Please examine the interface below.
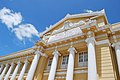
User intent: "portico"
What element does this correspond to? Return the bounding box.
[0,10,120,80]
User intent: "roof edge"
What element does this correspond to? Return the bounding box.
[40,9,106,37]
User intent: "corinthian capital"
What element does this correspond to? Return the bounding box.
[87,31,95,38]
[68,46,77,53]
[34,50,42,55]
[52,50,61,56]
[85,37,96,45]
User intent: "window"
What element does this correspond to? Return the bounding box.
[61,55,69,68]
[47,58,53,69]
[98,22,105,28]
[78,52,88,67]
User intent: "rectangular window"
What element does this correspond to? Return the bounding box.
[61,55,69,68]
[78,52,88,67]
[47,58,53,69]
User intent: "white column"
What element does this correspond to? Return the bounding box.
[10,61,21,80]
[4,63,15,80]
[0,64,4,74]
[86,37,97,80]
[66,47,77,80]
[18,59,29,80]
[48,50,60,80]
[112,42,120,75]
[26,50,41,80]
[0,64,9,80]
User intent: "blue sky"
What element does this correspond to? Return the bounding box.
[0,0,120,56]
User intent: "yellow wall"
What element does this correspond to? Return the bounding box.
[33,56,47,80]
[96,43,117,80]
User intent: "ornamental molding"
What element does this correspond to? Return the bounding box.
[112,42,120,48]
[46,35,111,51]
[85,37,96,45]
[0,53,34,63]
[52,50,61,56]
[111,35,120,43]
[51,20,85,35]
[46,39,84,51]
[68,46,77,53]
[95,34,107,39]
[111,25,120,32]
[43,69,87,75]
[47,32,84,45]
[96,39,110,45]
[0,47,47,61]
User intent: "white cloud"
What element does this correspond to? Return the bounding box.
[13,24,39,41]
[0,7,22,29]
[84,9,93,13]
[0,7,39,43]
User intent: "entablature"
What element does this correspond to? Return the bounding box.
[0,48,35,62]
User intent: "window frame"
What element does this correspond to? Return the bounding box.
[78,51,88,67]
[47,57,53,69]
[61,55,69,69]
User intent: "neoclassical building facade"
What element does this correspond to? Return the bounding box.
[0,10,120,80]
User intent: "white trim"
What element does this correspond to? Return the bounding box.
[46,39,84,51]
[112,22,120,26]
[0,48,34,61]
[60,55,69,69]
[110,22,120,32]
[96,39,110,45]
[47,57,53,70]
[47,31,83,45]
[55,76,66,79]
[95,34,107,38]
[112,42,120,47]
[112,26,120,32]
[43,70,87,75]
[78,52,88,67]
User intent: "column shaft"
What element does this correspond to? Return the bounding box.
[66,47,76,80]
[0,64,4,74]
[115,45,120,74]
[86,37,97,80]
[10,62,21,80]
[0,64,9,80]
[26,51,41,80]
[18,60,28,80]
[48,51,59,80]
[4,63,14,80]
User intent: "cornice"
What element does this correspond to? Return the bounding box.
[0,48,34,61]
[45,34,111,52]
[96,39,110,45]
[112,42,120,47]
[46,32,84,45]
[46,39,85,51]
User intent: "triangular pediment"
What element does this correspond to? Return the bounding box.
[41,10,106,36]
[40,9,108,44]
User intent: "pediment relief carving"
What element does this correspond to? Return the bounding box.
[52,20,85,35]
[41,19,96,44]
